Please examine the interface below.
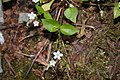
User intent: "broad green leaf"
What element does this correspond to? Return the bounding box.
[64,7,78,23]
[44,11,52,19]
[42,19,60,32]
[42,0,54,11]
[35,4,44,14]
[60,24,79,35]
[114,2,120,19]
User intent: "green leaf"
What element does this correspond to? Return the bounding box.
[114,2,120,19]
[60,24,79,35]
[35,4,44,14]
[44,11,52,19]
[42,19,60,32]
[42,0,54,11]
[64,7,78,23]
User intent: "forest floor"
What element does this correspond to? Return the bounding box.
[0,0,120,80]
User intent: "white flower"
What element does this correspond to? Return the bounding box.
[53,50,63,60]
[28,12,36,20]
[49,60,56,67]
[0,32,5,45]
[32,0,39,3]
[33,20,39,27]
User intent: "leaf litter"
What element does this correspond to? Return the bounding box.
[0,0,120,80]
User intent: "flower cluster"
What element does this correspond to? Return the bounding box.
[49,50,63,67]
[27,0,39,27]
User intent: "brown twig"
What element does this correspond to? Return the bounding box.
[4,54,16,75]
[40,42,52,78]
[19,34,35,42]
[79,2,114,7]
[24,39,48,79]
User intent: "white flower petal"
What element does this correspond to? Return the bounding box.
[32,0,39,3]
[60,53,63,57]
[57,57,61,60]
[53,52,57,55]
[49,60,56,67]
[28,12,36,20]
[53,50,63,60]
[56,50,60,54]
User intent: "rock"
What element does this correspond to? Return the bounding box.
[0,0,4,24]
[0,56,3,73]
[18,13,29,23]
[0,31,5,45]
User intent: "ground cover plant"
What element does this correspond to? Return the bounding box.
[0,0,120,80]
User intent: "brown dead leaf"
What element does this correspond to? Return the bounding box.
[69,53,80,75]
[32,69,42,77]
[4,53,11,62]
[36,54,48,66]
[36,39,46,51]
[4,53,16,74]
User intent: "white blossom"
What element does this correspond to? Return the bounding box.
[28,12,36,20]
[0,32,5,45]
[32,0,39,3]
[53,50,63,60]
[49,60,56,67]
[33,20,39,27]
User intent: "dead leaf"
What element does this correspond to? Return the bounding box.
[32,69,42,77]
[36,39,46,51]
[42,0,54,11]
[36,54,48,66]
[77,19,86,38]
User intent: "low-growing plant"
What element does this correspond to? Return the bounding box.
[30,0,79,36]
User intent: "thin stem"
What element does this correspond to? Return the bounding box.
[65,0,70,5]
[98,4,102,11]
[58,31,61,50]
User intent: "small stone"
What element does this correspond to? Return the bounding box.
[0,0,4,24]
[18,13,29,23]
[0,57,3,73]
